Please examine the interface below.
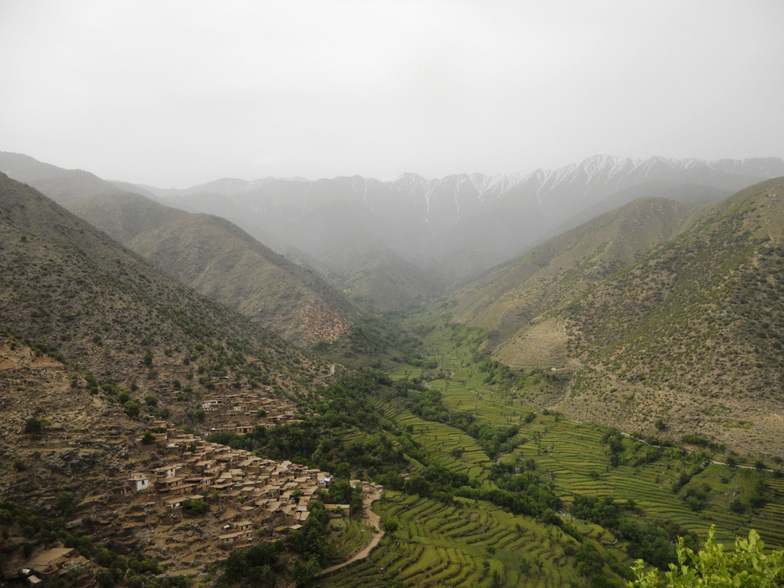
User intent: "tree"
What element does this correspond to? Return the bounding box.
[123,400,140,418]
[58,491,76,516]
[24,417,45,434]
[181,499,209,515]
[630,526,784,587]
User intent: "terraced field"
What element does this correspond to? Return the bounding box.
[329,517,375,562]
[378,395,491,481]
[321,491,619,587]
[318,321,784,586]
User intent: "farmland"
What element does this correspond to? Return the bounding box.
[319,319,784,586]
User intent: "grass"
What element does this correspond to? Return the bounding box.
[322,491,603,587]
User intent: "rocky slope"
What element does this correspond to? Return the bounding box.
[0,154,360,343]
[0,173,325,410]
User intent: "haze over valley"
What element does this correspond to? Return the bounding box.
[3,2,784,586]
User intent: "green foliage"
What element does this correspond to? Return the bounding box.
[207,370,410,480]
[288,501,332,566]
[397,384,521,458]
[181,499,209,515]
[123,400,141,418]
[630,526,784,587]
[571,494,695,570]
[219,541,283,587]
[57,491,76,516]
[681,434,725,453]
[24,416,44,434]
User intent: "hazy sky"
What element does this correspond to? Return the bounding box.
[2,1,783,187]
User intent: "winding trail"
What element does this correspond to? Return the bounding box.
[316,485,385,578]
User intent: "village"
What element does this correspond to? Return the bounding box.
[5,377,383,586]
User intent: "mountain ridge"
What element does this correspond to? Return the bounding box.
[4,151,783,311]
[445,177,784,455]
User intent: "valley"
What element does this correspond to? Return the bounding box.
[2,156,784,587]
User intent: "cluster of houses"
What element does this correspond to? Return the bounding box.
[199,392,301,436]
[15,423,386,586]
[125,425,355,546]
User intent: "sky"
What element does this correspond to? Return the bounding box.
[1,0,783,188]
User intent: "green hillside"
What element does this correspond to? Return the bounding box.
[444,178,784,457]
[561,178,784,456]
[449,197,697,369]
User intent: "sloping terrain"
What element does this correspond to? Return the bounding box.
[0,153,360,343]
[0,151,130,204]
[446,178,784,455]
[558,177,784,454]
[449,197,698,368]
[124,212,357,343]
[0,173,322,406]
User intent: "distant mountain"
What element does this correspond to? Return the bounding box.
[145,155,784,306]
[0,153,360,343]
[5,151,784,311]
[0,151,128,203]
[447,178,784,455]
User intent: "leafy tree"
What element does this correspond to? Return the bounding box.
[57,491,76,516]
[630,526,784,587]
[123,400,140,418]
[95,569,115,588]
[24,417,44,434]
[181,499,209,515]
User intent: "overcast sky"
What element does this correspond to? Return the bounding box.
[1,1,783,187]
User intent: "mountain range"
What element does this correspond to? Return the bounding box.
[4,151,783,312]
[138,155,784,309]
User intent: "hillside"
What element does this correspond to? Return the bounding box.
[0,151,130,204]
[449,197,698,369]
[124,212,357,343]
[446,178,784,456]
[0,173,323,408]
[0,153,360,343]
[559,177,784,455]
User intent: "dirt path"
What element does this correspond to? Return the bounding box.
[316,485,385,578]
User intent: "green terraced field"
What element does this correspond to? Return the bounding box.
[407,322,784,549]
[381,395,492,481]
[321,491,621,587]
[319,321,784,586]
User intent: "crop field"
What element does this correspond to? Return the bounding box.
[318,320,784,586]
[379,394,491,481]
[329,516,375,561]
[399,321,784,548]
[321,491,621,587]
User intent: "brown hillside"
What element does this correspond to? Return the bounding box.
[0,173,325,413]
